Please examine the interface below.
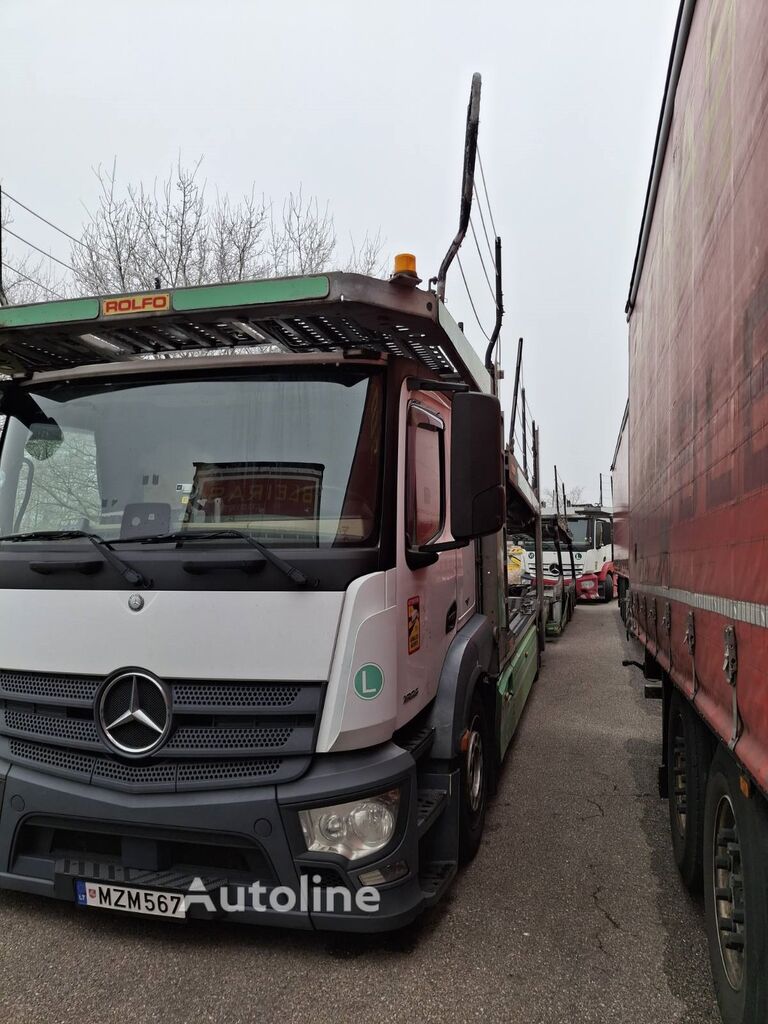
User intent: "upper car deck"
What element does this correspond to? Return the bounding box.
[0,273,491,392]
[0,271,540,521]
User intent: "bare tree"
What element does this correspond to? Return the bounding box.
[543,484,585,511]
[70,159,385,294]
[345,229,386,276]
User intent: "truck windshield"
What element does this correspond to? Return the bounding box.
[566,517,592,548]
[0,368,383,548]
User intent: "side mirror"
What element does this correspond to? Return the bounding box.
[450,391,504,540]
[25,421,64,462]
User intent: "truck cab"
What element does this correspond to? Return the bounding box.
[0,271,542,930]
[564,505,614,600]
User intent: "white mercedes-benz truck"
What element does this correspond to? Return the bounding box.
[0,77,545,932]
[0,262,544,931]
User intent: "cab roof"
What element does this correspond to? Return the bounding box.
[0,272,491,392]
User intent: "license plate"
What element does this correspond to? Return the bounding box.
[75,879,186,919]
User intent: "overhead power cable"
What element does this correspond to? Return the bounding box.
[468,217,496,302]
[472,182,497,270]
[477,147,499,238]
[1,189,112,265]
[3,228,76,273]
[0,260,64,298]
[456,254,490,342]
[2,190,93,253]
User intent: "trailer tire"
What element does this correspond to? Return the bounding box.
[458,688,489,864]
[602,573,614,602]
[703,747,768,1024]
[667,689,709,892]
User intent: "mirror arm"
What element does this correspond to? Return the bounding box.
[405,538,470,571]
[419,539,470,554]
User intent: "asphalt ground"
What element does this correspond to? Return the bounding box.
[0,602,721,1024]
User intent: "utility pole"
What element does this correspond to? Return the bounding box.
[0,185,8,306]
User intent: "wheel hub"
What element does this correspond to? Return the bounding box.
[465,717,484,814]
[712,794,746,990]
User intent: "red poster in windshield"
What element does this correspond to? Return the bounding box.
[189,462,323,521]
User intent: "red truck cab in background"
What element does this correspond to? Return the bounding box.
[610,402,629,615]
[563,504,615,602]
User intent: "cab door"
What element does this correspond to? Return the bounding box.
[395,387,458,727]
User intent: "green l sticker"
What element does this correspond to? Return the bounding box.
[354,664,384,700]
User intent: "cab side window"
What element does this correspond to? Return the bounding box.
[406,404,445,548]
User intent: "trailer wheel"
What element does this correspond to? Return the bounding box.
[602,573,614,602]
[703,747,768,1024]
[667,689,709,891]
[458,688,489,864]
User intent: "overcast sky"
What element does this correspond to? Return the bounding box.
[1,1,678,502]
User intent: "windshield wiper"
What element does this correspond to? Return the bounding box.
[0,530,152,588]
[128,529,317,588]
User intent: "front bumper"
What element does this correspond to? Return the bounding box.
[576,574,603,600]
[0,742,430,932]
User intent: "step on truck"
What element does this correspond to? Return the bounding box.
[621,3,768,1020]
[0,76,545,932]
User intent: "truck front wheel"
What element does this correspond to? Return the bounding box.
[703,747,768,1024]
[602,573,614,602]
[458,689,489,864]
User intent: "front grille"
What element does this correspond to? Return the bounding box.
[0,669,323,793]
[529,562,584,577]
[0,669,98,706]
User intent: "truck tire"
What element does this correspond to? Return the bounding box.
[703,747,768,1024]
[667,689,709,891]
[458,688,489,864]
[602,573,614,602]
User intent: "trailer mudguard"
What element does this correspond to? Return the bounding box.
[425,613,494,760]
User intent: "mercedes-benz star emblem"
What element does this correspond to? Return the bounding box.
[98,671,171,757]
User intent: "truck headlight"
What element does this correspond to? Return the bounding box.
[298,789,400,860]
[581,580,595,589]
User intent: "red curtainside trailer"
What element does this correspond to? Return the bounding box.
[624,1,768,1021]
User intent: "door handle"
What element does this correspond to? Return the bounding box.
[445,601,457,633]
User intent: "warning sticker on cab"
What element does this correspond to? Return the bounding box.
[102,292,171,317]
[407,596,421,655]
